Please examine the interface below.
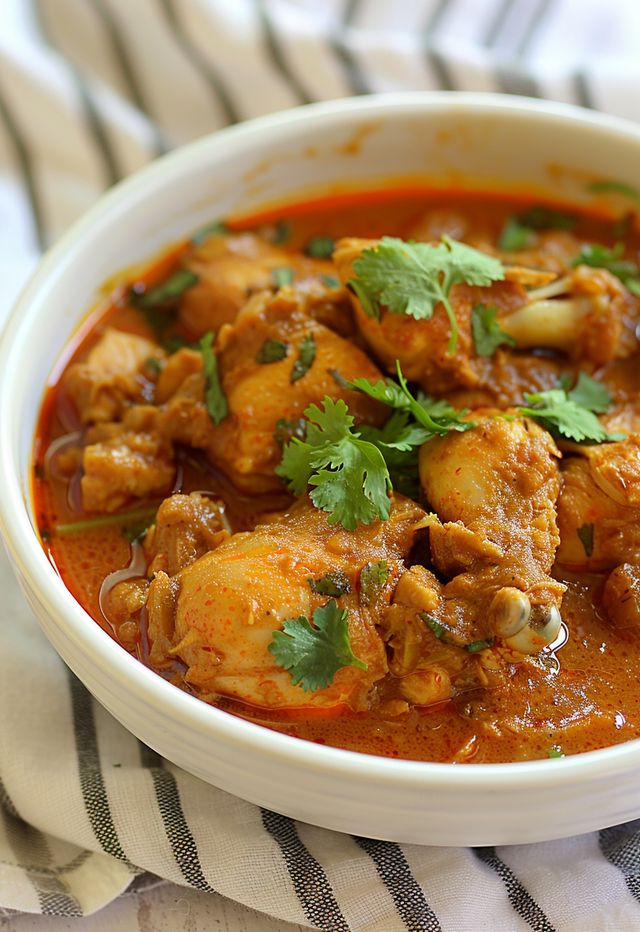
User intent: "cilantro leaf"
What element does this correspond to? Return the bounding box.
[290,334,316,383]
[131,269,199,309]
[199,332,228,425]
[498,217,534,251]
[349,236,504,353]
[586,179,640,200]
[567,372,612,414]
[577,523,594,557]
[304,235,335,259]
[272,267,294,288]
[498,206,576,251]
[570,242,640,295]
[268,599,367,691]
[308,572,351,597]
[257,338,288,364]
[276,398,392,530]
[359,561,389,606]
[471,303,517,357]
[519,389,610,443]
[191,219,227,244]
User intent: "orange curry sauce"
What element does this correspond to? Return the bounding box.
[33,188,640,763]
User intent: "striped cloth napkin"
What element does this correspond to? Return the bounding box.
[2,1,640,928]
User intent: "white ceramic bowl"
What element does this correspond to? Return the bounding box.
[2,92,640,846]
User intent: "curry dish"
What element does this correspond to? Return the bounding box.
[34,188,640,763]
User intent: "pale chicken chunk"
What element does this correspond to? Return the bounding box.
[158,289,384,494]
[63,327,162,424]
[556,437,640,570]
[419,414,565,652]
[179,232,351,335]
[160,495,426,710]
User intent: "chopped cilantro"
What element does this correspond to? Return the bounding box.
[421,613,449,640]
[498,206,576,251]
[144,357,162,375]
[349,235,504,353]
[577,523,595,558]
[567,372,612,414]
[268,599,367,691]
[131,269,199,309]
[272,267,294,288]
[256,338,288,364]
[162,335,194,354]
[276,397,391,530]
[548,746,565,759]
[421,612,494,652]
[519,388,621,444]
[465,638,495,653]
[308,571,351,597]
[54,504,159,536]
[586,179,640,200]
[191,219,227,244]
[471,303,516,357]
[290,333,316,383]
[305,235,335,259]
[274,417,307,448]
[199,332,228,425]
[321,274,340,289]
[359,561,389,606]
[271,220,291,245]
[498,217,534,251]
[122,519,152,544]
[570,242,640,295]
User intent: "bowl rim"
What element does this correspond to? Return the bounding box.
[3,89,640,791]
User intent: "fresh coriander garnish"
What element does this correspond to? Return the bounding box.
[290,333,316,383]
[359,561,388,606]
[586,179,640,200]
[268,599,367,691]
[308,571,351,597]
[256,338,288,364]
[122,518,152,544]
[271,220,291,245]
[144,357,162,375]
[421,613,449,640]
[276,397,391,530]
[570,242,640,296]
[131,269,199,309]
[305,235,335,259]
[274,417,307,448]
[518,388,620,443]
[353,360,475,438]
[471,303,517,357]
[349,235,504,353]
[577,523,595,558]
[566,372,612,413]
[272,267,294,288]
[421,612,494,652]
[191,219,227,244]
[321,274,340,289]
[162,335,197,354]
[548,746,565,759]
[466,638,495,653]
[199,332,228,425]
[498,206,576,251]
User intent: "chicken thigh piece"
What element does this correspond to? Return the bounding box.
[157,288,384,494]
[161,495,427,710]
[419,414,565,652]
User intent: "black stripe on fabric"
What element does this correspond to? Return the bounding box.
[253,0,313,105]
[32,0,120,186]
[260,809,350,931]
[138,742,216,892]
[574,70,595,109]
[67,671,131,865]
[156,0,240,126]
[599,824,640,903]
[473,846,556,932]
[0,80,46,250]
[423,0,456,91]
[329,0,370,96]
[513,0,553,57]
[482,0,515,47]
[88,0,168,156]
[0,778,83,916]
[354,837,441,932]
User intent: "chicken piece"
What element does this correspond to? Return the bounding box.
[500,266,639,364]
[556,437,640,570]
[81,407,174,513]
[147,495,426,710]
[63,327,162,424]
[179,231,352,335]
[334,237,527,394]
[158,289,385,494]
[419,414,565,652]
[602,564,640,633]
[144,492,230,577]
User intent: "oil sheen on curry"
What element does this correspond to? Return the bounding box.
[34,188,640,764]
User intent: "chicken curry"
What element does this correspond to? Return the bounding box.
[33,187,640,763]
